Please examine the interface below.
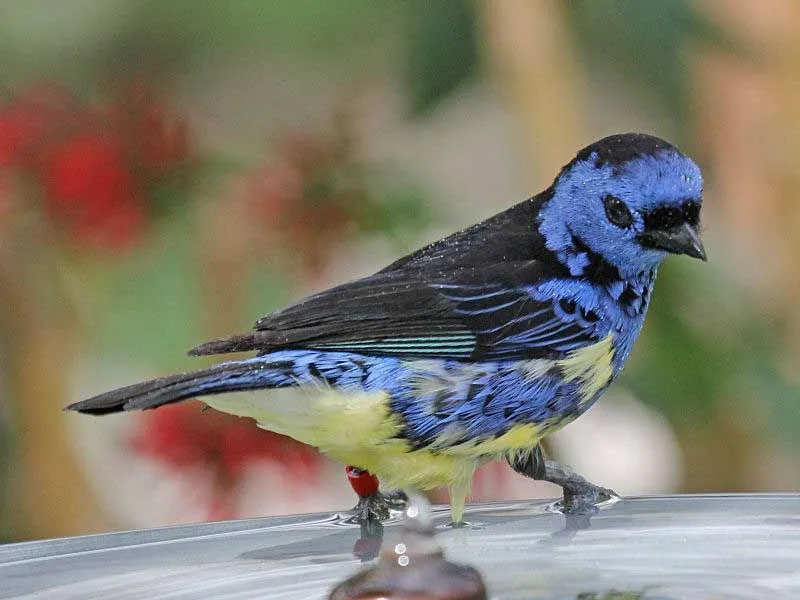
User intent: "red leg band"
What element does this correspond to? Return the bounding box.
[346,465,380,498]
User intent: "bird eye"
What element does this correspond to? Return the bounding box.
[604,195,633,228]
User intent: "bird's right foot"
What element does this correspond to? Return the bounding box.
[345,466,407,524]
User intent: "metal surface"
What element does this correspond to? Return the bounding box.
[1,494,800,599]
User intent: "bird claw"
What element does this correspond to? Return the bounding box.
[382,488,409,510]
[350,489,408,524]
[508,446,617,515]
[543,460,618,515]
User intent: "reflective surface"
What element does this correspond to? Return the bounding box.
[2,494,800,599]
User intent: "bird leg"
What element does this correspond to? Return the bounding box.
[346,466,407,523]
[508,445,617,514]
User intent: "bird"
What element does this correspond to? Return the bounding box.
[67,133,706,525]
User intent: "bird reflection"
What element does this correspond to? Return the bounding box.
[352,519,384,562]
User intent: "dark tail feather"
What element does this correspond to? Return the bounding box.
[188,330,289,356]
[66,359,279,415]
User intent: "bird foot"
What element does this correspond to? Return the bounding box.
[345,466,407,524]
[509,446,617,515]
[383,488,409,510]
[350,490,408,523]
[541,459,617,515]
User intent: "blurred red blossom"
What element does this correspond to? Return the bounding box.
[131,402,321,520]
[240,118,425,276]
[0,81,192,251]
[242,130,352,274]
[104,79,190,182]
[43,134,145,249]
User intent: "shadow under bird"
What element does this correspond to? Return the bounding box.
[68,133,706,525]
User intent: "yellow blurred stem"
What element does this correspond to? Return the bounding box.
[480,0,586,186]
[196,197,253,340]
[0,227,103,539]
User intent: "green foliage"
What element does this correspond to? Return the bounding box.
[624,262,732,422]
[78,169,431,370]
[395,0,727,125]
[77,213,204,370]
[623,258,800,434]
[352,179,431,239]
[746,358,800,449]
[563,0,725,129]
[403,0,479,115]
[0,2,405,86]
[115,1,403,59]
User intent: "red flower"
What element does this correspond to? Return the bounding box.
[137,105,190,173]
[0,112,24,166]
[105,79,191,180]
[245,160,304,227]
[0,80,193,251]
[0,83,76,169]
[0,99,44,167]
[43,133,145,248]
[242,126,364,275]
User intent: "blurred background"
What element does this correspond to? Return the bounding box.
[1,0,799,542]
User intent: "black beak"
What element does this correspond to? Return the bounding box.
[638,222,707,261]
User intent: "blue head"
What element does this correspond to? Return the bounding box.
[539,133,705,279]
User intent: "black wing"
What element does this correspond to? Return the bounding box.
[190,265,599,362]
[189,192,600,361]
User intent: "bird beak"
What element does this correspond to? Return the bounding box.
[638,222,707,261]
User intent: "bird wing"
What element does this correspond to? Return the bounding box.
[189,260,601,361]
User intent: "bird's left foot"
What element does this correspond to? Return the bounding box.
[346,466,407,524]
[509,446,618,515]
[540,459,617,514]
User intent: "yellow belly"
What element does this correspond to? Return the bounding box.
[205,387,544,524]
[204,387,516,490]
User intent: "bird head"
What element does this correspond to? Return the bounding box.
[539,133,705,279]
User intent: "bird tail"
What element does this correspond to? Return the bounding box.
[66,358,289,415]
